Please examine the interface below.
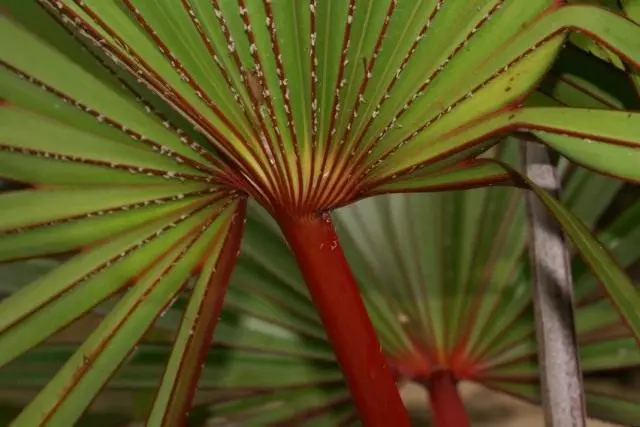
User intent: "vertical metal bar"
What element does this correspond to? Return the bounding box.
[523,141,586,427]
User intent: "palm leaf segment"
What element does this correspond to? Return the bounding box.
[1,0,640,425]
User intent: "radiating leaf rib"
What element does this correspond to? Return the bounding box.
[533,131,640,181]
[441,189,490,355]
[347,196,450,361]
[580,337,640,370]
[0,341,341,390]
[472,160,640,342]
[464,217,527,360]
[0,198,202,262]
[560,167,622,230]
[127,0,253,142]
[574,200,640,301]
[363,292,424,361]
[237,218,314,304]
[206,388,333,421]
[368,108,640,183]
[204,0,285,188]
[0,205,212,329]
[462,52,639,357]
[212,328,333,362]
[0,66,162,156]
[312,0,349,162]
[0,202,221,368]
[11,202,236,427]
[231,0,299,200]
[453,145,525,360]
[479,293,628,372]
[559,4,640,68]
[327,0,395,161]
[229,261,320,327]
[0,183,212,233]
[0,6,213,168]
[0,63,220,180]
[360,3,640,181]
[96,239,336,362]
[481,334,640,378]
[68,0,236,141]
[222,285,326,340]
[184,0,261,124]
[484,381,640,425]
[575,300,621,336]
[383,155,640,343]
[480,230,636,365]
[206,388,352,427]
[526,183,640,343]
[478,295,634,373]
[52,0,270,185]
[343,0,436,151]
[0,152,173,188]
[200,355,342,390]
[246,394,352,427]
[535,44,640,111]
[268,0,312,175]
[362,1,560,161]
[583,393,640,426]
[0,105,207,183]
[309,0,357,209]
[148,200,245,427]
[333,199,419,352]
[362,159,514,196]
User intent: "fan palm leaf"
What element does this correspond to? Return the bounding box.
[0,0,639,425]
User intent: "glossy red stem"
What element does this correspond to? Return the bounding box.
[425,371,470,427]
[277,213,410,427]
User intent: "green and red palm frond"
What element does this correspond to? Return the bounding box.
[0,3,248,425]
[3,0,638,214]
[1,0,640,425]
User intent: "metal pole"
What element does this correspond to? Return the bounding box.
[523,141,586,427]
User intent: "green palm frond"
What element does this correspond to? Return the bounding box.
[1,0,640,425]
